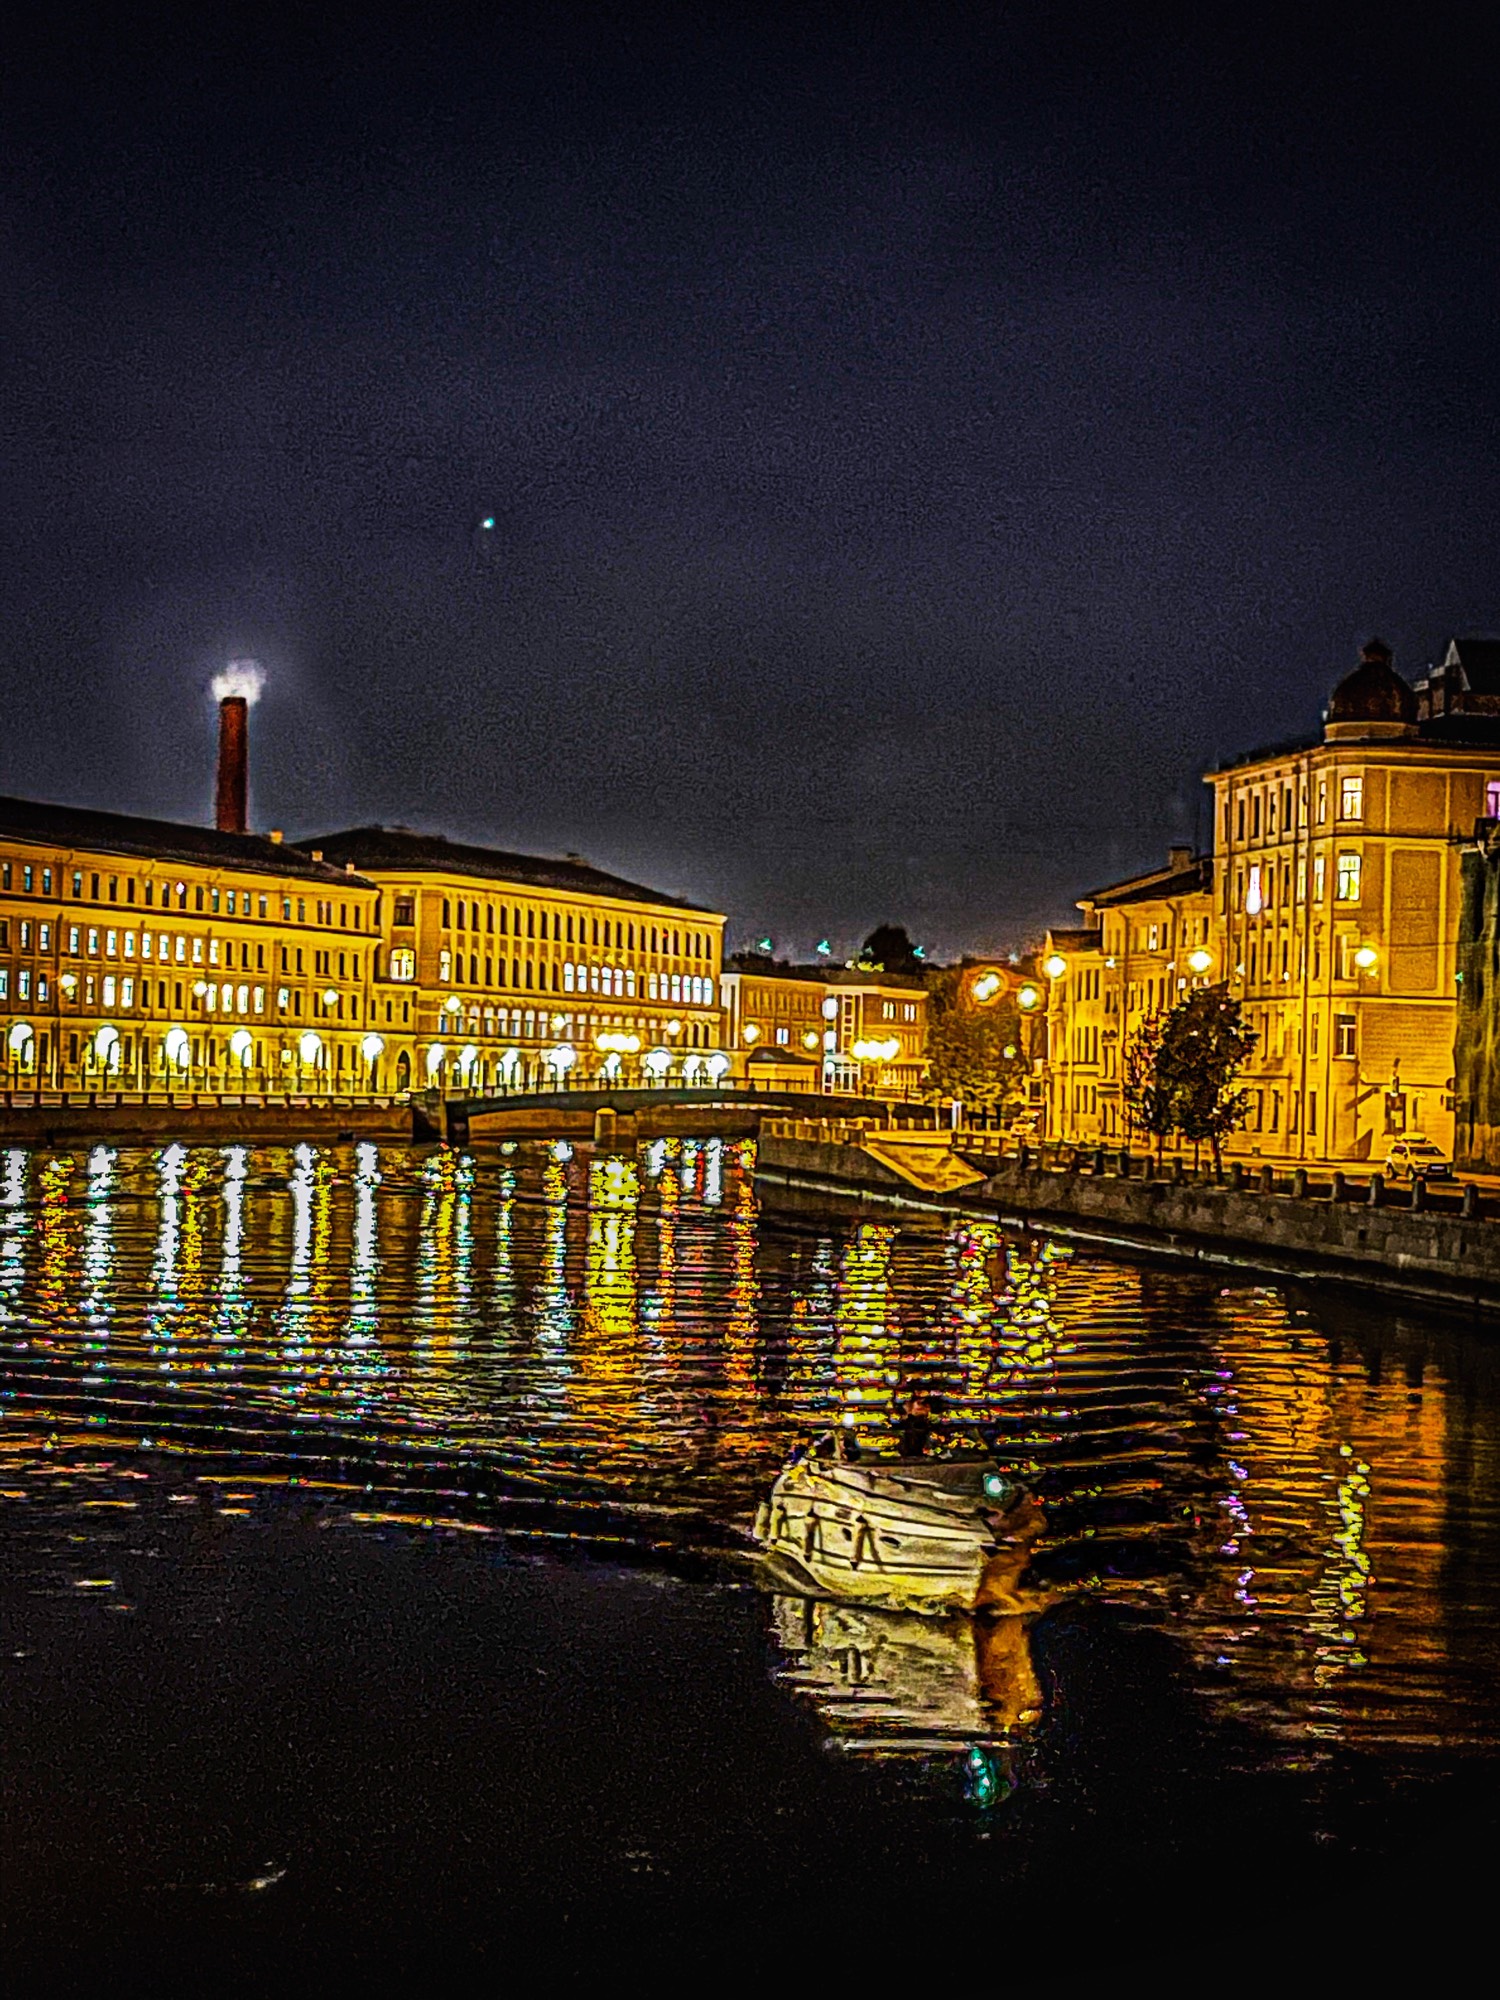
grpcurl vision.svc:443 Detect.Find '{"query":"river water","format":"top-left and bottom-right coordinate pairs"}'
top-left (4, 1137), bottom-right (1500, 1977)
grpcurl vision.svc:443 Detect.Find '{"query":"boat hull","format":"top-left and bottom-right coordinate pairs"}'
top-left (753, 1456), bottom-right (1042, 1616)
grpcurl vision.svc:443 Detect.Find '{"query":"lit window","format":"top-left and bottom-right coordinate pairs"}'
top-left (121, 977), bottom-right (134, 1007)
top-left (1245, 865), bottom-right (1263, 916)
top-left (1340, 775), bottom-right (1364, 820)
top-left (390, 948), bottom-right (416, 982)
top-left (438, 949), bottom-right (452, 981)
top-left (1336, 853), bottom-right (1362, 902)
top-left (1487, 780), bottom-right (1500, 819)
top-left (1335, 1013), bottom-right (1356, 1058)
top-left (103, 976), bottom-right (116, 1008)
top-left (1313, 855), bottom-right (1326, 902)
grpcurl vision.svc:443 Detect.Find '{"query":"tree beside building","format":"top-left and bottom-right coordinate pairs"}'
top-left (924, 966), bottom-right (1027, 1114)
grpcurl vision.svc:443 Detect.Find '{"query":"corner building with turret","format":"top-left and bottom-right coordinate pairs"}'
top-left (1044, 638), bottom-right (1500, 1163)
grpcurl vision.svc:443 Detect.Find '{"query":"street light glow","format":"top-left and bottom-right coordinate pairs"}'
top-left (851, 1037), bottom-right (901, 1063)
top-left (1043, 953), bottom-right (1067, 980)
top-left (1188, 947), bottom-right (1213, 974)
top-left (1017, 984), bottom-right (1040, 1010)
top-left (1354, 945), bottom-right (1378, 970)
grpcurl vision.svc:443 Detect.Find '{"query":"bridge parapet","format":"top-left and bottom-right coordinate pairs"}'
top-left (439, 1084), bottom-right (937, 1146)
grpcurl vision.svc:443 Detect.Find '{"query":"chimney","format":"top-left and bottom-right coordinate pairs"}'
top-left (1167, 844), bottom-right (1193, 873)
top-left (216, 696), bottom-right (249, 834)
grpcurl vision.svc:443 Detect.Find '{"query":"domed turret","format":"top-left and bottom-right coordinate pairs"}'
top-left (1325, 638), bottom-right (1418, 740)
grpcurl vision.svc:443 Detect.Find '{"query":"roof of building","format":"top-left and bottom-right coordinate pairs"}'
top-left (1416, 711), bottom-right (1500, 747)
top-left (1080, 856), bottom-right (1212, 909)
top-left (293, 825), bottom-right (720, 914)
top-left (1442, 637), bottom-right (1500, 694)
top-left (746, 1045), bottom-right (820, 1067)
top-left (0, 794), bottom-right (374, 886)
top-left (725, 957), bottom-right (928, 991)
top-left (1327, 638), bottom-right (1419, 727)
top-left (1045, 926), bottom-right (1102, 951)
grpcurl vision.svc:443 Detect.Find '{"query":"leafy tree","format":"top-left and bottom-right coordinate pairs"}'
top-left (1121, 1011), bottom-right (1174, 1155)
top-left (924, 967), bottom-right (1028, 1114)
top-left (858, 923), bottom-right (924, 974)
top-left (1156, 987), bottom-right (1257, 1172)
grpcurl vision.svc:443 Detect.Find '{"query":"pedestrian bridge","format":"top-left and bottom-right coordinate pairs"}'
top-left (435, 1085), bottom-right (922, 1145)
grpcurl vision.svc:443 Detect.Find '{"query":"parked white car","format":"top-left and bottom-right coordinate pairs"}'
top-left (1383, 1136), bottom-right (1456, 1182)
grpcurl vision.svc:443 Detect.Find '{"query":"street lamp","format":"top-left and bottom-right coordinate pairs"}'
top-left (1354, 945), bottom-right (1378, 971)
top-left (1188, 947), bottom-right (1213, 975)
top-left (1043, 953), bottom-right (1067, 981)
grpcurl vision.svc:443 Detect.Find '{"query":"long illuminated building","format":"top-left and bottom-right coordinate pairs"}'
top-left (291, 826), bottom-right (726, 1093)
top-left (0, 794), bottom-right (383, 1093)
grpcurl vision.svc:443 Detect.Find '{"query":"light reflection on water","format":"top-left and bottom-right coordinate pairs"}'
top-left (2, 1137), bottom-right (1500, 1773)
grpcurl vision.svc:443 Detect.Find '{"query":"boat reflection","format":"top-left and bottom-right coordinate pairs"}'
top-left (768, 1594), bottom-right (1043, 1760)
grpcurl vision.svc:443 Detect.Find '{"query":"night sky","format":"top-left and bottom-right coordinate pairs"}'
top-left (5, 6), bottom-right (1499, 957)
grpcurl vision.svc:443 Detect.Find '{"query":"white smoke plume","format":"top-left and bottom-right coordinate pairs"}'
top-left (212, 659), bottom-right (265, 704)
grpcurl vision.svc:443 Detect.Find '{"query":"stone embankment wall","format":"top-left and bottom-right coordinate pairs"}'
top-left (0, 1099), bottom-right (412, 1146)
top-left (755, 1133), bottom-right (985, 1221)
top-left (758, 1133), bottom-right (1500, 1318)
top-left (978, 1157), bottom-right (1500, 1317)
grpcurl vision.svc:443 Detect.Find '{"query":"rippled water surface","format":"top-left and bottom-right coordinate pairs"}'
top-left (5, 1136), bottom-right (1500, 1973)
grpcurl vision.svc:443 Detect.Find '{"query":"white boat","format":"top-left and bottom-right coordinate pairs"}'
top-left (752, 1437), bottom-right (1043, 1615)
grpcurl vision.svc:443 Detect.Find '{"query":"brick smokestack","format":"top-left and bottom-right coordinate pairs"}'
top-left (216, 696), bottom-right (249, 834)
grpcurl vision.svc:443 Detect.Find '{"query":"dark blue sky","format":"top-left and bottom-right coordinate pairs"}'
top-left (4, 5), bottom-right (1499, 957)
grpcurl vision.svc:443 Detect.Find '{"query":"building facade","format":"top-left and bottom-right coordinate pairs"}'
top-left (1045, 850), bottom-right (1216, 1143)
top-left (0, 797), bottom-right (384, 1096)
top-left (296, 827), bottom-right (726, 1094)
top-left (1209, 641), bottom-right (1498, 1161)
top-left (1043, 639), bottom-right (1500, 1162)
top-left (1451, 820), bottom-right (1500, 1171)
top-left (719, 962), bottom-right (929, 1095)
